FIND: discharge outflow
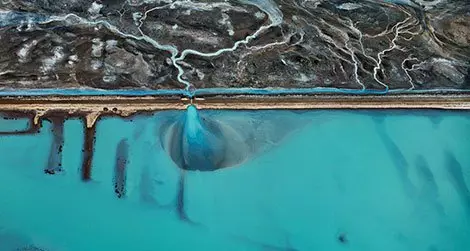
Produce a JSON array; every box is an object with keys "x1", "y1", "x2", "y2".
[{"x1": 160, "y1": 105, "x2": 248, "y2": 171}]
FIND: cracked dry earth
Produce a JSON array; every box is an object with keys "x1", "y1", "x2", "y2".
[{"x1": 0, "y1": 0, "x2": 469, "y2": 93}]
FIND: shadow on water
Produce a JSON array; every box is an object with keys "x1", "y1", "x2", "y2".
[
  {"x1": 366, "y1": 109, "x2": 446, "y2": 128},
  {"x1": 415, "y1": 155, "x2": 444, "y2": 215},
  {"x1": 374, "y1": 114, "x2": 450, "y2": 215},
  {"x1": 374, "y1": 116, "x2": 417, "y2": 196},
  {"x1": 444, "y1": 150, "x2": 470, "y2": 214}
]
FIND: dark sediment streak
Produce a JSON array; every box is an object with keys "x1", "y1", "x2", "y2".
[
  {"x1": 444, "y1": 151, "x2": 470, "y2": 213},
  {"x1": 414, "y1": 155, "x2": 444, "y2": 215},
  {"x1": 45, "y1": 117, "x2": 64, "y2": 175},
  {"x1": 374, "y1": 120, "x2": 416, "y2": 196},
  {"x1": 114, "y1": 139, "x2": 129, "y2": 198},
  {"x1": 81, "y1": 125, "x2": 96, "y2": 181},
  {"x1": 176, "y1": 170, "x2": 190, "y2": 222}
]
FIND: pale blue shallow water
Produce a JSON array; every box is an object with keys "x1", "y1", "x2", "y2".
[{"x1": 0, "y1": 109, "x2": 469, "y2": 251}]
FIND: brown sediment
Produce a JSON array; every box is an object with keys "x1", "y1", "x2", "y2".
[
  {"x1": 194, "y1": 94, "x2": 470, "y2": 110},
  {"x1": 0, "y1": 95, "x2": 186, "y2": 115},
  {"x1": 82, "y1": 119, "x2": 96, "y2": 181},
  {"x1": 0, "y1": 94, "x2": 470, "y2": 112},
  {"x1": 33, "y1": 110, "x2": 46, "y2": 126},
  {"x1": 85, "y1": 112, "x2": 101, "y2": 128}
]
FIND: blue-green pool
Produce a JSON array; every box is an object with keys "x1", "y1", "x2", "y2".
[{"x1": 0, "y1": 109, "x2": 469, "y2": 251}]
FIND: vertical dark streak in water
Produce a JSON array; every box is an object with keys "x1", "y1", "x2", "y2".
[
  {"x1": 415, "y1": 155, "x2": 437, "y2": 190},
  {"x1": 158, "y1": 114, "x2": 196, "y2": 220},
  {"x1": 427, "y1": 113, "x2": 442, "y2": 129},
  {"x1": 114, "y1": 139, "x2": 128, "y2": 198},
  {"x1": 415, "y1": 155, "x2": 444, "y2": 215},
  {"x1": 176, "y1": 170, "x2": 190, "y2": 222},
  {"x1": 81, "y1": 125, "x2": 96, "y2": 181},
  {"x1": 374, "y1": 119, "x2": 416, "y2": 196},
  {"x1": 45, "y1": 117, "x2": 64, "y2": 175},
  {"x1": 139, "y1": 166, "x2": 154, "y2": 203},
  {"x1": 444, "y1": 151, "x2": 470, "y2": 213}
]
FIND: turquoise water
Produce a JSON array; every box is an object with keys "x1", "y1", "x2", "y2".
[
  {"x1": 0, "y1": 115, "x2": 31, "y2": 133},
  {"x1": 0, "y1": 109, "x2": 469, "y2": 250}
]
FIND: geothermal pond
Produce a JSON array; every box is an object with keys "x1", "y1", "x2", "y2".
[{"x1": 0, "y1": 108, "x2": 469, "y2": 251}]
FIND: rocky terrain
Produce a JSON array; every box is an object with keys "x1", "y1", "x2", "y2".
[{"x1": 0, "y1": 0, "x2": 469, "y2": 93}]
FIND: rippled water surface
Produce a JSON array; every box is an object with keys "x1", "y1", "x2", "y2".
[{"x1": 0, "y1": 109, "x2": 469, "y2": 251}]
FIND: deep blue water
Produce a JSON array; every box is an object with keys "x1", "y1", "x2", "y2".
[{"x1": 0, "y1": 109, "x2": 469, "y2": 251}]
